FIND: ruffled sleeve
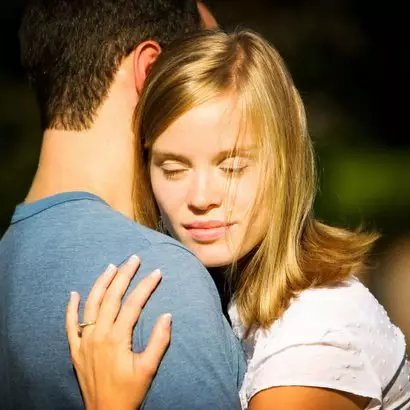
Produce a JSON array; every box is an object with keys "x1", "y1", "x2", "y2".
[{"x1": 239, "y1": 279, "x2": 407, "y2": 409}]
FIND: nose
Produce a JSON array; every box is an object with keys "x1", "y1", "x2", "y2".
[{"x1": 187, "y1": 171, "x2": 222, "y2": 213}]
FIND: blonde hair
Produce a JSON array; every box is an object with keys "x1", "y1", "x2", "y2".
[{"x1": 133, "y1": 29, "x2": 379, "y2": 329}]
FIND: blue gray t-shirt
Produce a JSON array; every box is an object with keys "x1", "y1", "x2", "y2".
[{"x1": 0, "y1": 192, "x2": 245, "y2": 409}]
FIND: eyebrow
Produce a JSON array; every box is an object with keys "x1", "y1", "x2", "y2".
[
  {"x1": 150, "y1": 151, "x2": 191, "y2": 165},
  {"x1": 151, "y1": 146, "x2": 258, "y2": 164},
  {"x1": 215, "y1": 146, "x2": 258, "y2": 161}
]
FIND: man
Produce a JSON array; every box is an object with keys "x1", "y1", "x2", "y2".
[{"x1": 0, "y1": 1, "x2": 244, "y2": 409}]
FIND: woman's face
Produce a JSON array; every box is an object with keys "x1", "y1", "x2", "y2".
[{"x1": 149, "y1": 96, "x2": 267, "y2": 267}]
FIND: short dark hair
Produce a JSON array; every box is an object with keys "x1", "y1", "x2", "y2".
[{"x1": 19, "y1": 0, "x2": 200, "y2": 130}]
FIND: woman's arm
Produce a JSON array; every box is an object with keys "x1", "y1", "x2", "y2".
[
  {"x1": 249, "y1": 386, "x2": 369, "y2": 410},
  {"x1": 66, "y1": 255, "x2": 171, "y2": 410}
]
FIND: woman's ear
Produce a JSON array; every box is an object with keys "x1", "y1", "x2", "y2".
[{"x1": 133, "y1": 40, "x2": 161, "y2": 95}]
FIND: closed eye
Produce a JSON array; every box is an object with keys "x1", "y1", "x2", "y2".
[
  {"x1": 220, "y1": 166, "x2": 248, "y2": 176},
  {"x1": 219, "y1": 156, "x2": 251, "y2": 177},
  {"x1": 160, "y1": 163, "x2": 188, "y2": 180},
  {"x1": 162, "y1": 169, "x2": 187, "y2": 180}
]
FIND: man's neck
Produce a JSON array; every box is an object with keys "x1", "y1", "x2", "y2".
[
  {"x1": 26, "y1": 123, "x2": 136, "y2": 219},
  {"x1": 25, "y1": 54, "x2": 141, "y2": 219}
]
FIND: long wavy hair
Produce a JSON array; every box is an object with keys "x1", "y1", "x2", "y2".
[{"x1": 132, "y1": 29, "x2": 379, "y2": 329}]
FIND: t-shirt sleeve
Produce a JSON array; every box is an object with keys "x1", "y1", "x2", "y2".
[
  {"x1": 244, "y1": 315, "x2": 382, "y2": 406},
  {"x1": 128, "y1": 243, "x2": 245, "y2": 410},
  {"x1": 246, "y1": 332, "x2": 382, "y2": 403}
]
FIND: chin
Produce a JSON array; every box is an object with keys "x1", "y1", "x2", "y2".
[{"x1": 190, "y1": 246, "x2": 236, "y2": 268}]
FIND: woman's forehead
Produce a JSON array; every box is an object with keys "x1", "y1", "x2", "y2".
[{"x1": 153, "y1": 96, "x2": 257, "y2": 152}]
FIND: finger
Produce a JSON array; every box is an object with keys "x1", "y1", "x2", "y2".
[
  {"x1": 113, "y1": 269, "x2": 162, "y2": 338},
  {"x1": 96, "y1": 255, "x2": 141, "y2": 332},
  {"x1": 136, "y1": 313, "x2": 172, "y2": 378},
  {"x1": 66, "y1": 291, "x2": 81, "y2": 355},
  {"x1": 83, "y1": 263, "x2": 118, "y2": 325}
]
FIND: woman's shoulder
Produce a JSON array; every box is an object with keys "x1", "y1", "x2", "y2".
[
  {"x1": 230, "y1": 276, "x2": 403, "y2": 346},
  {"x1": 262, "y1": 277, "x2": 404, "y2": 350},
  {"x1": 279, "y1": 277, "x2": 390, "y2": 329},
  {"x1": 243, "y1": 278, "x2": 410, "y2": 408},
  {"x1": 241, "y1": 278, "x2": 409, "y2": 409}
]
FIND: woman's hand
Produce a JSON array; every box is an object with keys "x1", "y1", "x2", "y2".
[{"x1": 66, "y1": 255, "x2": 172, "y2": 410}]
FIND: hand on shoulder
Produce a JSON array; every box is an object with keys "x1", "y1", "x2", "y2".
[{"x1": 66, "y1": 255, "x2": 171, "y2": 410}]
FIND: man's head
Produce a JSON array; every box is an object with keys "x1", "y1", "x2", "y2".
[{"x1": 19, "y1": 0, "x2": 201, "y2": 131}]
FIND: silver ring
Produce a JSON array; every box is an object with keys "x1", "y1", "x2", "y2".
[{"x1": 78, "y1": 321, "x2": 96, "y2": 329}]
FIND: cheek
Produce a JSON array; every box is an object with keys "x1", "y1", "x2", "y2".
[
  {"x1": 150, "y1": 172, "x2": 184, "y2": 225},
  {"x1": 236, "y1": 205, "x2": 268, "y2": 260},
  {"x1": 229, "y1": 171, "x2": 267, "y2": 249},
  {"x1": 150, "y1": 171, "x2": 170, "y2": 216},
  {"x1": 227, "y1": 172, "x2": 259, "y2": 216}
]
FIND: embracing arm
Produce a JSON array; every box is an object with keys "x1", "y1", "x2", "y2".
[
  {"x1": 133, "y1": 243, "x2": 244, "y2": 409},
  {"x1": 66, "y1": 255, "x2": 171, "y2": 410},
  {"x1": 249, "y1": 386, "x2": 369, "y2": 410},
  {"x1": 66, "y1": 252, "x2": 370, "y2": 410},
  {"x1": 243, "y1": 290, "x2": 379, "y2": 410},
  {"x1": 67, "y1": 244, "x2": 244, "y2": 410}
]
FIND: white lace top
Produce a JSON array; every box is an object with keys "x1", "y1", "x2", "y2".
[{"x1": 228, "y1": 277, "x2": 410, "y2": 410}]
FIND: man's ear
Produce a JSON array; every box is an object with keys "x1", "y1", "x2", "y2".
[
  {"x1": 133, "y1": 40, "x2": 161, "y2": 95},
  {"x1": 197, "y1": 1, "x2": 218, "y2": 29}
]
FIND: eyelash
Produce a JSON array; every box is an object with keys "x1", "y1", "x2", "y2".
[
  {"x1": 220, "y1": 166, "x2": 248, "y2": 176},
  {"x1": 162, "y1": 169, "x2": 185, "y2": 180},
  {"x1": 161, "y1": 166, "x2": 248, "y2": 180}
]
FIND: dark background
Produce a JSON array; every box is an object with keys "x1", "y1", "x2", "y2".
[{"x1": 1, "y1": 0, "x2": 409, "y2": 344}]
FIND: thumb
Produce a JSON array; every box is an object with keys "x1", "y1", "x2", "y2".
[{"x1": 135, "y1": 313, "x2": 172, "y2": 379}]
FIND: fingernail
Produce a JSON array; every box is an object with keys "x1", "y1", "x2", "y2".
[
  {"x1": 70, "y1": 291, "x2": 77, "y2": 299},
  {"x1": 105, "y1": 263, "x2": 117, "y2": 275},
  {"x1": 129, "y1": 254, "x2": 140, "y2": 263},
  {"x1": 151, "y1": 269, "x2": 162, "y2": 279},
  {"x1": 161, "y1": 313, "x2": 172, "y2": 327}
]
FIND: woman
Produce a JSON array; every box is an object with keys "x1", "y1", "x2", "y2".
[{"x1": 66, "y1": 30, "x2": 410, "y2": 409}]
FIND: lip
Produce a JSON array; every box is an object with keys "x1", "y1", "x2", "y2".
[{"x1": 183, "y1": 220, "x2": 235, "y2": 243}]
